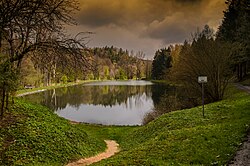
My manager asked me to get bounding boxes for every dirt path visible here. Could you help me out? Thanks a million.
[228,84,250,166]
[67,140,119,166]
[235,83,250,94]
[16,89,46,97]
[228,131,250,166]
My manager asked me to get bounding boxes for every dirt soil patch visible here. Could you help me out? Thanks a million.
[229,84,250,166]
[67,140,119,166]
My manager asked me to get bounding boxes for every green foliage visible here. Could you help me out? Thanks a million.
[19,58,42,87]
[17,46,150,88]
[103,66,110,80]
[93,86,250,165]
[0,62,19,117]
[87,73,95,80]
[117,69,127,80]
[217,0,250,80]
[0,64,19,92]
[61,75,68,84]
[0,100,105,165]
[151,47,172,80]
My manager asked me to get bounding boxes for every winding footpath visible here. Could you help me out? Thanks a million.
[228,84,250,166]
[67,140,119,166]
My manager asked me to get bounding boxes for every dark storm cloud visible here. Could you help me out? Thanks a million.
[76,0,225,50]
[175,0,202,4]
[78,0,169,27]
[77,1,122,27]
[141,0,226,43]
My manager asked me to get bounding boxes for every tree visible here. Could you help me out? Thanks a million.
[172,26,233,101]
[19,57,42,87]
[145,59,152,80]
[0,0,87,117]
[151,48,172,80]
[135,51,145,79]
[170,44,182,68]
[217,0,250,80]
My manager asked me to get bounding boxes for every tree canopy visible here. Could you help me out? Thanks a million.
[217,0,250,80]
[170,25,232,101]
[151,48,172,80]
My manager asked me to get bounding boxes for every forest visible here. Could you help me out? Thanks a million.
[20,46,152,87]
[151,0,249,102]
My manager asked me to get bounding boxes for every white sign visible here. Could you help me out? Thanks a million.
[198,76,207,83]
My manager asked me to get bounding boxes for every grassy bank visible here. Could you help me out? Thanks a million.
[92,85,250,165]
[0,100,106,166]
[1,84,249,165]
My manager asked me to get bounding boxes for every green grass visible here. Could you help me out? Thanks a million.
[0,100,106,166]
[1,84,249,165]
[92,85,250,165]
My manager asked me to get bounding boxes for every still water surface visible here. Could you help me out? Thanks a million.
[22,80,169,125]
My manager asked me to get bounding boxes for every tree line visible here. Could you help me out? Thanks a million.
[151,0,249,103]
[19,46,152,87]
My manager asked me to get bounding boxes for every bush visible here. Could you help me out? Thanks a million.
[61,75,68,84]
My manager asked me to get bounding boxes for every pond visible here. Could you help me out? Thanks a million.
[22,80,174,126]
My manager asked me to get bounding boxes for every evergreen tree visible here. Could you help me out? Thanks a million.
[151,48,172,80]
[217,0,250,80]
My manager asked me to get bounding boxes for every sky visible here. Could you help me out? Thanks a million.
[66,0,226,59]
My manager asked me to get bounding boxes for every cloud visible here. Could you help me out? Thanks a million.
[72,0,226,57]
[77,0,170,27]
[174,0,202,4]
[143,13,197,43]
[141,0,225,43]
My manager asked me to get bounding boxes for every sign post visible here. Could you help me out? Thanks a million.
[198,76,207,117]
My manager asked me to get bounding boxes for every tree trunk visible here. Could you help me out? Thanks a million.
[243,61,247,77]
[1,85,6,118]
[237,63,243,81]
[247,60,250,74]
[5,92,9,111]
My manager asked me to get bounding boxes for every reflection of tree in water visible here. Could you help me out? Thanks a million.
[143,84,200,125]
[23,82,199,125]
[23,84,153,111]
[151,83,175,105]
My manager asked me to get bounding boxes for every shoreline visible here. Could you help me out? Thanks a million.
[16,80,96,97]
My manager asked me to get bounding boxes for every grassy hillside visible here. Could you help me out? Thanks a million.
[1,85,249,165]
[94,86,250,165]
[0,100,106,166]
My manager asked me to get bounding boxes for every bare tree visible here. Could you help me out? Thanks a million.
[171,26,233,101]
[0,0,88,117]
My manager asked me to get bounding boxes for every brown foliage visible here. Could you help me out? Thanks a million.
[171,36,232,101]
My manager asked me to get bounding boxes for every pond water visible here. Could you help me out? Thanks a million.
[22,80,172,126]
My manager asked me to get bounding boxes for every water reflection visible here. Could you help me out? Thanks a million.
[22,81,156,125]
